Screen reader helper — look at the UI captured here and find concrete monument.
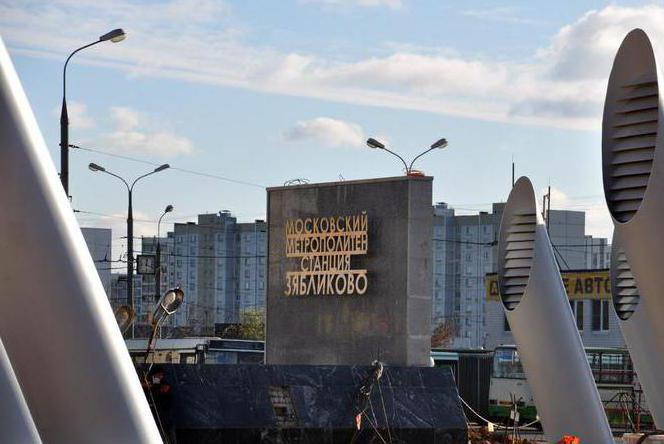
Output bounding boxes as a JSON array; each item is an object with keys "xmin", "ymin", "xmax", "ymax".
[{"xmin": 266, "ymin": 176, "xmax": 433, "ymax": 366}]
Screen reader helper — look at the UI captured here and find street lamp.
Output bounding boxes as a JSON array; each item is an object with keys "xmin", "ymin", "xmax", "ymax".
[
  {"xmin": 366, "ymin": 137, "xmax": 448, "ymax": 175},
  {"xmin": 88, "ymin": 162, "xmax": 169, "ymax": 337},
  {"xmin": 144, "ymin": 287, "xmax": 185, "ymax": 365},
  {"xmin": 155, "ymin": 204, "xmax": 174, "ymax": 302},
  {"xmin": 60, "ymin": 28, "xmax": 127, "ymax": 198}
]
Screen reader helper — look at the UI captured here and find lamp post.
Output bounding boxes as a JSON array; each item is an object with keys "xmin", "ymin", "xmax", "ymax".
[
  {"xmin": 88, "ymin": 162, "xmax": 169, "ymax": 337},
  {"xmin": 366, "ymin": 137, "xmax": 448, "ymax": 175},
  {"xmin": 60, "ymin": 29, "xmax": 126, "ymax": 198},
  {"xmin": 156, "ymin": 204, "xmax": 174, "ymax": 302}
]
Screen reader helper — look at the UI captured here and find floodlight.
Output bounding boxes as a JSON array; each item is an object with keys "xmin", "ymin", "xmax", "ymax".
[{"xmin": 152, "ymin": 287, "xmax": 184, "ymax": 325}]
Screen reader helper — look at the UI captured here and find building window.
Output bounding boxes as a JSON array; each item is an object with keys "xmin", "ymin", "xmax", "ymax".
[
  {"xmin": 570, "ymin": 300, "xmax": 584, "ymax": 331},
  {"xmin": 592, "ymin": 300, "xmax": 609, "ymax": 331}
]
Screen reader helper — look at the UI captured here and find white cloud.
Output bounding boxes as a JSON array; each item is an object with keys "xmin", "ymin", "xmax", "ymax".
[
  {"xmin": 460, "ymin": 7, "xmax": 542, "ymax": 25},
  {"xmin": 301, "ymin": 0, "xmax": 401, "ymax": 9},
  {"xmin": 51, "ymin": 100, "xmax": 95, "ymax": 129},
  {"xmin": 285, "ymin": 117, "xmax": 365, "ymax": 148},
  {"xmin": 542, "ymin": 186, "xmax": 571, "ymax": 207},
  {"xmin": 99, "ymin": 106, "xmax": 194, "ymax": 158},
  {"xmin": 542, "ymin": 186, "xmax": 613, "ymax": 239},
  {"xmin": 584, "ymin": 204, "xmax": 613, "ymax": 240},
  {"xmin": 4, "ymin": 3, "xmax": 664, "ymax": 130}
]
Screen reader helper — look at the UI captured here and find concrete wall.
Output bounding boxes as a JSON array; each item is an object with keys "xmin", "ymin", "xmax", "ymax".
[{"xmin": 266, "ymin": 176, "xmax": 433, "ymax": 366}]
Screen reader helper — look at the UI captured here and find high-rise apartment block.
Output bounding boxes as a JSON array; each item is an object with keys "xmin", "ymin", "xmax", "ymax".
[
  {"xmin": 83, "ymin": 204, "xmax": 619, "ymax": 347},
  {"xmin": 140, "ymin": 212, "xmax": 267, "ymax": 335},
  {"xmin": 432, "ymin": 202, "xmax": 622, "ymax": 349}
]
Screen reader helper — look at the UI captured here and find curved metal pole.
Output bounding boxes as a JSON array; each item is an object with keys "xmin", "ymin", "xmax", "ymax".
[
  {"xmin": 98, "ymin": 169, "xmax": 130, "ymax": 192},
  {"xmin": 380, "ymin": 147, "xmax": 409, "ymax": 173},
  {"xmin": 63, "ymin": 41, "xmax": 100, "ymax": 99},
  {"xmin": 130, "ymin": 170, "xmax": 158, "ymax": 192},
  {"xmin": 158, "ymin": 212, "xmax": 168, "ymax": 239},
  {"xmin": 156, "ymin": 210, "xmax": 169, "ymax": 303},
  {"xmin": 408, "ymin": 147, "xmax": 436, "ymax": 172},
  {"xmin": 60, "ymin": 40, "xmax": 101, "ymax": 197}
]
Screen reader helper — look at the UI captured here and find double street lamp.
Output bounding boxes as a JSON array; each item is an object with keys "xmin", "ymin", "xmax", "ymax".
[
  {"xmin": 60, "ymin": 29, "xmax": 127, "ymax": 198},
  {"xmin": 88, "ymin": 162, "xmax": 169, "ymax": 336},
  {"xmin": 366, "ymin": 137, "xmax": 448, "ymax": 175}
]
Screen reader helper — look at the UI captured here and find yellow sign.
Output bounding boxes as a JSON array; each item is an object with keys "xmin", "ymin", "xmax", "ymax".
[
  {"xmin": 284, "ymin": 214, "xmax": 368, "ymax": 296},
  {"xmin": 485, "ymin": 270, "xmax": 611, "ymax": 301}
]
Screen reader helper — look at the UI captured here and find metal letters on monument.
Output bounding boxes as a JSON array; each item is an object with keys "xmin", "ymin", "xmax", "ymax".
[{"xmin": 284, "ymin": 214, "xmax": 368, "ymax": 296}]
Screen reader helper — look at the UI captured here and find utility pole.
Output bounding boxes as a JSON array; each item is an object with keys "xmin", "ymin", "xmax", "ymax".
[
  {"xmin": 511, "ymin": 156, "xmax": 515, "ymax": 188},
  {"xmin": 547, "ymin": 185, "xmax": 551, "ymax": 233}
]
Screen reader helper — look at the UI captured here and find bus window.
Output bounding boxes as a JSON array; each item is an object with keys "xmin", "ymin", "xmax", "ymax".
[
  {"xmin": 587, "ymin": 350, "xmax": 633, "ymax": 385},
  {"xmin": 493, "ymin": 348, "xmax": 525, "ymax": 379},
  {"xmin": 206, "ymin": 350, "xmax": 238, "ymax": 364},
  {"xmin": 179, "ymin": 353, "xmax": 197, "ymax": 364},
  {"xmin": 237, "ymin": 352, "xmax": 264, "ymax": 364},
  {"xmin": 601, "ymin": 352, "xmax": 632, "ymax": 385}
]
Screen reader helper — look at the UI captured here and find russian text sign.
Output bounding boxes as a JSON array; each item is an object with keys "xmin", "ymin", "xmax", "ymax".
[{"xmin": 284, "ymin": 214, "xmax": 368, "ymax": 296}]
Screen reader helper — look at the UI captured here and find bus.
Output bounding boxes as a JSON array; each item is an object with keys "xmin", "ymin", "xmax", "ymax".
[
  {"xmin": 126, "ymin": 338, "xmax": 265, "ymax": 365},
  {"xmin": 488, "ymin": 345, "xmax": 652, "ymax": 427}
]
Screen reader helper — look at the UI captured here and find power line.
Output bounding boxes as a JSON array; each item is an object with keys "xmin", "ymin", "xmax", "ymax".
[{"xmin": 70, "ymin": 144, "xmax": 266, "ymax": 189}]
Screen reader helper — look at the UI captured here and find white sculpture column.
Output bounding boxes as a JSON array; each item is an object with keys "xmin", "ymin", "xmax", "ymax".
[
  {"xmin": 498, "ymin": 177, "xmax": 613, "ymax": 443},
  {"xmin": 602, "ymin": 28, "xmax": 664, "ymax": 428},
  {"xmin": 0, "ymin": 37, "xmax": 161, "ymax": 443}
]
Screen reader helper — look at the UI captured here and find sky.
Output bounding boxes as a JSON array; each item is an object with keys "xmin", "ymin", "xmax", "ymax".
[{"xmin": 2, "ymin": 0, "xmax": 664, "ymax": 258}]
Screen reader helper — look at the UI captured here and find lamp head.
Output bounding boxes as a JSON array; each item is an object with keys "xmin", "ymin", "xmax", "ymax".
[
  {"xmin": 165, "ymin": 204, "xmax": 174, "ymax": 213},
  {"xmin": 88, "ymin": 162, "xmax": 105, "ymax": 172},
  {"xmin": 153, "ymin": 287, "xmax": 184, "ymax": 324},
  {"xmin": 154, "ymin": 164, "xmax": 170, "ymax": 173},
  {"xmin": 431, "ymin": 138, "xmax": 448, "ymax": 150},
  {"xmin": 100, "ymin": 28, "xmax": 126, "ymax": 43},
  {"xmin": 366, "ymin": 138, "xmax": 385, "ymax": 150}
]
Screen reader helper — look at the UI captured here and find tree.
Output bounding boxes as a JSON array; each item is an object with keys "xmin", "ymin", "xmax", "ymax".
[
  {"xmin": 431, "ymin": 320, "xmax": 456, "ymax": 348},
  {"xmin": 222, "ymin": 309, "xmax": 265, "ymax": 340}
]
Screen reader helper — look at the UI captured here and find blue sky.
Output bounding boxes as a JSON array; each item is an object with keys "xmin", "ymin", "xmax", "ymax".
[{"xmin": 2, "ymin": 0, "xmax": 663, "ymax": 257}]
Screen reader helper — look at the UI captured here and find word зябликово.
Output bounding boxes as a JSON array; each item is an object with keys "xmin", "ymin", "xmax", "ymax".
[{"xmin": 284, "ymin": 214, "xmax": 368, "ymax": 296}]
